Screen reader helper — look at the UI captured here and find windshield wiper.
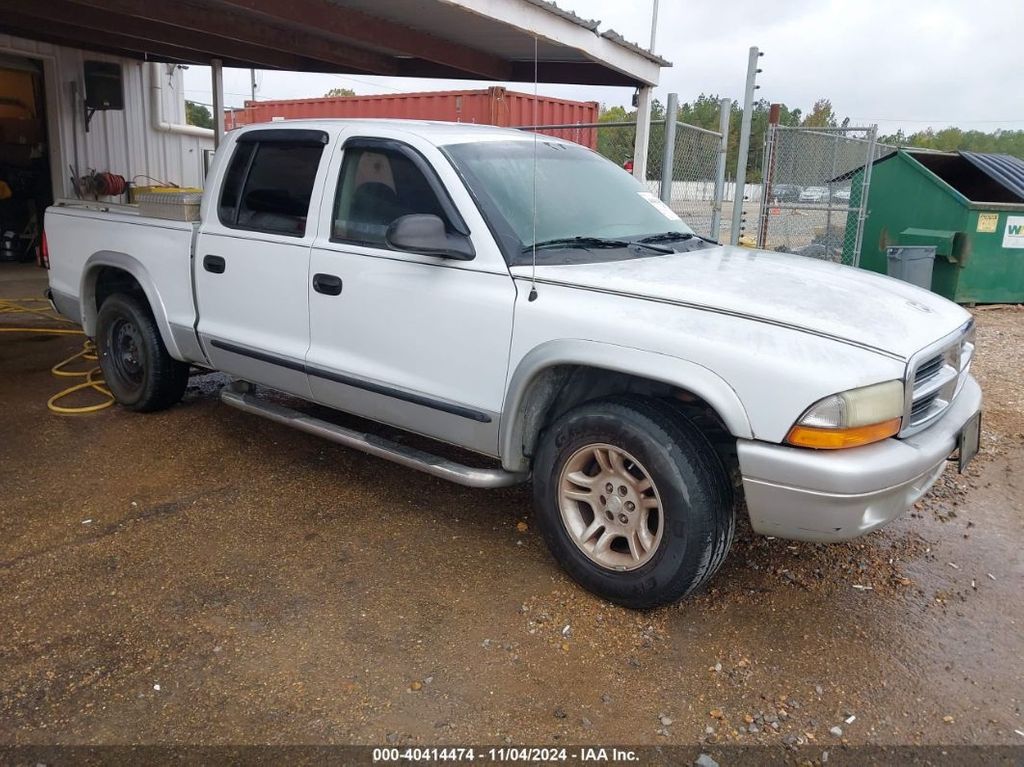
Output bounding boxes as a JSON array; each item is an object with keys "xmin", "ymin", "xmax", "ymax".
[
  {"xmin": 526, "ymin": 236, "xmax": 630, "ymax": 251},
  {"xmin": 524, "ymin": 236, "xmax": 672, "ymax": 254},
  {"xmin": 638, "ymin": 231, "xmax": 718, "ymax": 246}
]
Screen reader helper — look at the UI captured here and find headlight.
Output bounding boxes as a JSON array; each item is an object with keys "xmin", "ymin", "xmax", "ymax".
[{"xmin": 786, "ymin": 380, "xmax": 904, "ymax": 449}]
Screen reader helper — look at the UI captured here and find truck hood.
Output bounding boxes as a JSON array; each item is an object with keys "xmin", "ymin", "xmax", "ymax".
[{"xmin": 515, "ymin": 245, "xmax": 971, "ymax": 359}]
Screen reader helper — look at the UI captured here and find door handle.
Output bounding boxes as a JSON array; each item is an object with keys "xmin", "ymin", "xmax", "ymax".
[
  {"xmin": 203, "ymin": 255, "xmax": 226, "ymax": 274},
  {"xmin": 312, "ymin": 273, "xmax": 343, "ymax": 296}
]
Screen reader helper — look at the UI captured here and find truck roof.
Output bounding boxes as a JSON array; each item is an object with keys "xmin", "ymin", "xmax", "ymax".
[{"xmin": 229, "ymin": 118, "xmax": 559, "ymax": 147}]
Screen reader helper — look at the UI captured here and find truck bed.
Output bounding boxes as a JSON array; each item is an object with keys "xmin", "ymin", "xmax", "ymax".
[{"xmin": 45, "ymin": 200, "xmax": 199, "ymax": 356}]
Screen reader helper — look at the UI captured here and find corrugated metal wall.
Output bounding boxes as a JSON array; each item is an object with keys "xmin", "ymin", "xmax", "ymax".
[{"xmin": 0, "ymin": 33, "xmax": 214, "ymax": 197}]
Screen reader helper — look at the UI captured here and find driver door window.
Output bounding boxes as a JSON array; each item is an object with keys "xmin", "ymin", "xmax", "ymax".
[{"xmin": 333, "ymin": 146, "xmax": 449, "ymax": 247}]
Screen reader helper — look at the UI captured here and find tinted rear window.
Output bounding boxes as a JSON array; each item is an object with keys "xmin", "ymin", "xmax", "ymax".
[{"xmin": 218, "ymin": 141, "xmax": 324, "ymax": 236}]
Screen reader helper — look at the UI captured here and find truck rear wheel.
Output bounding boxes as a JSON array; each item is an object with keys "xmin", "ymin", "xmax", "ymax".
[
  {"xmin": 532, "ymin": 396, "xmax": 734, "ymax": 609},
  {"xmin": 95, "ymin": 293, "xmax": 189, "ymax": 412}
]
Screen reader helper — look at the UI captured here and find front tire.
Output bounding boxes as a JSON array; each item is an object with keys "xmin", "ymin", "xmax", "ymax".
[
  {"xmin": 532, "ymin": 396, "xmax": 734, "ymax": 609},
  {"xmin": 95, "ymin": 293, "xmax": 189, "ymax": 412}
]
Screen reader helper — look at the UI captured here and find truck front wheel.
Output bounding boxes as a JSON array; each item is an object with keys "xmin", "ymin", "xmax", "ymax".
[
  {"xmin": 95, "ymin": 293, "xmax": 189, "ymax": 412},
  {"xmin": 532, "ymin": 396, "xmax": 734, "ymax": 609}
]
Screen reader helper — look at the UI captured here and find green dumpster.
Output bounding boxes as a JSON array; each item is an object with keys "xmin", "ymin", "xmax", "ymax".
[{"xmin": 845, "ymin": 149, "xmax": 1024, "ymax": 303}]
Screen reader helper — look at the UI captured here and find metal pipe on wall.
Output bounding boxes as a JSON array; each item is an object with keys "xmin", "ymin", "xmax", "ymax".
[{"xmin": 148, "ymin": 62, "xmax": 214, "ymax": 139}]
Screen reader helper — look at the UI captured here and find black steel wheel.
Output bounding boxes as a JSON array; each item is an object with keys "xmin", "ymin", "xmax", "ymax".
[{"xmin": 95, "ymin": 293, "xmax": 189, "ymax": 412}]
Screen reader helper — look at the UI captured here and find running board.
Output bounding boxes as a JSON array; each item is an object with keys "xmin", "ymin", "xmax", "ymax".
[{"xmin": 220, "ymin": 387, "xmax": 529, "ymax": 489}]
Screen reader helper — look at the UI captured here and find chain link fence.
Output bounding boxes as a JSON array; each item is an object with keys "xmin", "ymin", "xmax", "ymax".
[
  {"xmin": 755, "ymin": 125, "xmax": 885, "ymax": 265},
  {"xmin": 521, "ymin": 120, "xmax": 726, "ymax": 240},
  {"xmin": 649, "ymin": 121, "xmax": 725, "ymax": 240}
]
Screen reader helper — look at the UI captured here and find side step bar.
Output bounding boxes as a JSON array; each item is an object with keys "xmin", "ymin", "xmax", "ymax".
[{"xmin": 220, "ymin": 386, "xmax": 529, "ymax": 489}]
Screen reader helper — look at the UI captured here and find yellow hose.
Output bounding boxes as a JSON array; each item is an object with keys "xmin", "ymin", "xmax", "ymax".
[
  {"xmin": 0, "ymin": 327, "xmax": 87, "ymax": 335},
  {"xmin": 47, "ymin": 339, "xmax": 114, "ymax": 414},
  {"xmin": 0, "ymin": 298, "xmax": 115, "ymax": 414}
]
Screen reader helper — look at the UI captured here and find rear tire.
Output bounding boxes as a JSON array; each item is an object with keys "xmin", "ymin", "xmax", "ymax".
[
  {"xmin": 95, "ymin": 293, "xmax": 189, "ymax": 412},
  {"xmin": 532, "ymin": 396, "xmax": 734, "ymax": 609}
]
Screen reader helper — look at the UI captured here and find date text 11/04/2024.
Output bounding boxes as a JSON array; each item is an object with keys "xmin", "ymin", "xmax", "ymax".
[{"xmin": 372, "ymin": 747, "xmax": 640, "ymax": 762}]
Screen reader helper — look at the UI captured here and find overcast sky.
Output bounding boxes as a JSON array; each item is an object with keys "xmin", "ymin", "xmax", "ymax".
[{"xmin": 183, "ymin": 0, "xmax": 1022, "ymax": 135}]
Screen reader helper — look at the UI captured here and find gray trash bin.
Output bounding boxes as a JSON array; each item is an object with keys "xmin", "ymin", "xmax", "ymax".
[{"xmin": 886, "ymin": 246, "xmax": 936, "ymax": 290}]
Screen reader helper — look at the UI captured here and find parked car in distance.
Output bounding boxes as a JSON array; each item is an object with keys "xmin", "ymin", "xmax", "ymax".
[
  {"xmin": 44, "ymin": 120, "xmax": 982, "ymax": 609},
  {"xmin": 833, "ymin": 186, "xmax": 852, "ymax": 202},
  {"xmin": 799, "ymin": 185, "xmax": 830, "ymax": 203},
  {"xmin": 769, "ymin": 183, "xmax": 802, "ymax": 202}
]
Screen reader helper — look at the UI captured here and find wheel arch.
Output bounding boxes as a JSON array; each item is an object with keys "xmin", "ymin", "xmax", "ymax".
[
  {"xmin": 80, "ymin": 251, "xmax": 181, "ymax": 358},
  {"xmin": 499, "ymin": 340, "xmax": 753, "ymax": 473}
]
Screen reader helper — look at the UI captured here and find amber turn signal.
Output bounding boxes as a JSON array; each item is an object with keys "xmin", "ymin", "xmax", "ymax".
[{"xmin": 785, "ymin": 417, "xmax": 902, "ymax": 449}]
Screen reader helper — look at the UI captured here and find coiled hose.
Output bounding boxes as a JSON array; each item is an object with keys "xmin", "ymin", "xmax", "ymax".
[{"xmin": 0, "ymin": 297, "xmax": 114, "ymax": 414}]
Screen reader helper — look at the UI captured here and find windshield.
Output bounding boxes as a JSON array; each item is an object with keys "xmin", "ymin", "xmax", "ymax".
[{"xmin": 443, "ymin": 139, "xmax": 695, "ymax": 264}]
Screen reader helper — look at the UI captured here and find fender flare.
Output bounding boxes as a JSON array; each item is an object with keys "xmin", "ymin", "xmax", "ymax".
[
  {"xmin": 498, "ymin": 339, "xmax": 753, "ymax": 472},
  {"xmin": 79, "ymin": 250, "xmax": 182, "ymax": 359}
]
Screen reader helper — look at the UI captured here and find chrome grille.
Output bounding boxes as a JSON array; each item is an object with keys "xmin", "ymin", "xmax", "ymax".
[
  {"xmin": 914, "ymin": 354, "xmax": 944, "ymax": 384},
  {"xmin": 910, "ymin": 391, "xmax": 940, "ymax": 419},
  {"xmin": 901, "ymin": 321, "xmax": 975, "ymax": 437}
]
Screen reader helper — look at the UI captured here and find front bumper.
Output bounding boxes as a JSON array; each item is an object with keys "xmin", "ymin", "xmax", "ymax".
[{"xmin": 737, "ymin": 375, "xmax": 982, "ymax": 542}]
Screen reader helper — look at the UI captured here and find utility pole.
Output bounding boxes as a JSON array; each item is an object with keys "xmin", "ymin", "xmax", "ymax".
[
  {"xmin": 250, "ymin": 68, "xmax": 257, "ymax": 102},
  {"xmin": 730, "ymin": 46, "xmax": 762, "ymax": 245},
  {"xmin": 630, "ymin": 0, "xmax": 661, "ymax": 184},
  {"xmin": 650, "ymin": 0, "xmax": 660, "ymax": 51},
  {"xmin": 631, "ymin": 0, "xmax": 660, "ymax": 183}
]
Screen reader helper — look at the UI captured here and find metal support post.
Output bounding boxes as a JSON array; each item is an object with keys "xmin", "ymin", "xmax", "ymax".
[
  {"xmin": 659, "ymin": 92, "xmax": 678, "ymax": 203},
  {"xmin": 710, "ymin": 97, "xmax": 731, "ymax": 240},
  {"xmin": 730, "ymin": 46, "xmax": 761, "ymax": 244},
  {"xmin": 211, "ymin": 58, "xmax": 225, "ymax": 148},
  {"xmin": 632, "ymin": 86, "xmax": 653, "ymax": 182}
]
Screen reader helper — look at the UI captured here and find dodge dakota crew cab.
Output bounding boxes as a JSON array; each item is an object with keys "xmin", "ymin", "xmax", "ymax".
[{"xmin": 45, "ymin": 120, "xmax": 982, "ymax": 608}]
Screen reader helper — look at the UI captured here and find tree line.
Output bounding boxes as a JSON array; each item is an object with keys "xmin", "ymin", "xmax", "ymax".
[{"xmin": 598, "ymin": 93, "xmax": 1023, "ymax": 182}]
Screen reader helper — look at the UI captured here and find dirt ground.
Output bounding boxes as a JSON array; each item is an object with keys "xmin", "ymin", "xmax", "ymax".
[{"xmin": 1, "ymin": 263, "xmax": 1022, "ymax": 751}]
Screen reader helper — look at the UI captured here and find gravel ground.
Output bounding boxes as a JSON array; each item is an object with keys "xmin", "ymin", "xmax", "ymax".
[{"xmin": 1, "ymin": 265, "xmax": 1022, "ymax": 751}]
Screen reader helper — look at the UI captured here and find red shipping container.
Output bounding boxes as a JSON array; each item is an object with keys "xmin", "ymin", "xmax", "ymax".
[{"xmin": 225, "ymin": 87, "xmax": 599, "ymax": 149}]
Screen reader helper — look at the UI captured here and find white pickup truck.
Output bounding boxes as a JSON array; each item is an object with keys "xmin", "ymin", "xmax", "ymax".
[{"xmin": 44, "ymin": 120, "xmax": 982, "ymax": 608}]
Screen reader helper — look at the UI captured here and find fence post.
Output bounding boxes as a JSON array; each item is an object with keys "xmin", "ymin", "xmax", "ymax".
[
  {"xmin": 659, "ymin": 93, "xmax": 678, "ymax": 204},
  {"xmin": 755, "ymin": 125, "xmax": 772, "ymax": 248},
  {"xmin": 710, "ymin": 97, "xmax": 730, "ymax": 240},
  {"xmin": 756, "ymin": 104, "xmax": 781, "ymax": 248},
  {"xmin": 730, "ymin": 46, "xmax": 761, "ymax": 244},
  {"xmin": 852, "ymin": 126, "xmax": 878, "ymax": 268}
]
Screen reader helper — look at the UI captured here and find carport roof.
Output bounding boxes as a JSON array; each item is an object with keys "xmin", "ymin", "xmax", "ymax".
[{"xmin": 1, "ymin": 0, "xmax": 667, "ymax": 87}]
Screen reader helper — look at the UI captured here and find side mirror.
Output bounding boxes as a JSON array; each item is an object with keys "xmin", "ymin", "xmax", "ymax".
[{"xmin": 385, "ymin": 214, "xmax": 475, "ymax": 261}]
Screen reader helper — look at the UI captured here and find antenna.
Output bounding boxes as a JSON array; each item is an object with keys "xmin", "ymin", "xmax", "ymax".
[{"xmin": 528, "ymin": 35, "xmax": 539, "ymax": 302}]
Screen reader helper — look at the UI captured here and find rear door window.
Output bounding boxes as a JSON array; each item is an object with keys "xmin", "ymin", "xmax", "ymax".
[{"xmin": 218, "ymin": 139, "xmax": 325, "ymax": 237}]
